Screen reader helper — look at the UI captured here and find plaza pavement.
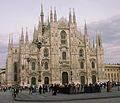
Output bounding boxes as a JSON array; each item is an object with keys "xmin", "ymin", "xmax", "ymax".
[{"xmin": 15, "ymin": 87, "xmax": 120, "ymax": 102}]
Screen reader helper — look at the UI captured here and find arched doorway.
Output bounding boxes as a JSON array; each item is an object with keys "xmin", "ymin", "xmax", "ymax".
[
  {"xmin": 62, "ymin": 72, "xmax": 68, "ymax": 84},
  {"xmin": 44, "ymin": 77, "xmax": 49, "ymax": 84},
  {"xmin": 31, "ymin": 77, "xmax": 36, "ymax": 85},
  {"xmin": 80, "ymin": 76, "xmax": 85, "ymax": 85},
  {"xmin": 92, "ymin": 75, "xmax": 96, "ymax": 84}
]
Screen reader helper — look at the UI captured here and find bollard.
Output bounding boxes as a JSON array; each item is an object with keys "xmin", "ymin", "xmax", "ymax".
[{"xmin": 118, "ymin": 86, "xmax": 120, "ymax": 91}]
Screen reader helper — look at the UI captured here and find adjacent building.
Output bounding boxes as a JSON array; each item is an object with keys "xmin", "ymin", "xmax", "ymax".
[
  {"xmin": 105, "ymin": 64, "xmax": 120, "ymax": 82},
  {"xmin": 0, "ymin": 69, "xmax": 6, "ymax": 86}
]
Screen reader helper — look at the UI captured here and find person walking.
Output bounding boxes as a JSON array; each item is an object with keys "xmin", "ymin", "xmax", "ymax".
[
  {"xmin": 29, "ymin": 86, "xmax": 32, "ymax": 95},
  {"xmin": 39, "ymin": 85, "xmax": 42, "ymax": 94}
]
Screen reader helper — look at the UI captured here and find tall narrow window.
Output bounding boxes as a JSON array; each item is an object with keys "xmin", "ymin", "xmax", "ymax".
[
  {"xmin": 62, "ymin": 52, "xmax": 66, "ymax": 60},
  {"xmin": 60, "ymin": 30, "xmax": 67, "ymax": 44},
  {"xmin": 117, "ymin": 73, "xmax": 119, "ymax": 78},
  {"xmin": 44, "ymin": 62, "xmax": 48, "ymax": 70},
  {"xmin": 80, "ymin": 62, "xmax": 84, "ymax": 69},
  {"xmin": 79, "ymin": 49, "xmax": 84, "ymax": 57},
  {"xmin": 92, "ymin": 61, "xmax": 95, "ymax": 69},
  {"xmin": 44, "ymin": 48, "xmax": 49, "ymax": 57},
  {"xmin": 32, "ymin": 62, "xmax": 35, "ymax": 70}
]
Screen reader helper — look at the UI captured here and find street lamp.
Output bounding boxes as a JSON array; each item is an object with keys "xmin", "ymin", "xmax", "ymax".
[
  {"xmin": 33, "ymin": 39, "xmax": 42, "ymax": 50},
  {"xmin": 27, "ymin": 58, "xmax": 30, "ymax": 63},
  {"xmin": 37, "ymin": 41, "xmax": 42, "ymax": 50},
  {"xmin": 71, "ymin": 71, "xmax": 72, "ymax": 83},
  {"xmin": 27, "ymin": 57, "xmax": 30, "ymax": 85},
  {"xmin": 32, "ymin": 39, "xmax": 42, "ymax": 83}
]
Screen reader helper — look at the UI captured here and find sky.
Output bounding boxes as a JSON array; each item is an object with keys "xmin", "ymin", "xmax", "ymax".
[{"xmin": 0, "ymin": 0, "xmax": 120, "ymax": 68}]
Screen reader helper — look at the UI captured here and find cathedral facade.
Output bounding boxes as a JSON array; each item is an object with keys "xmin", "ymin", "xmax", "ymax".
[{"xmin": 6, "ymin": 5, "xmax": 105, "ymax": 87}]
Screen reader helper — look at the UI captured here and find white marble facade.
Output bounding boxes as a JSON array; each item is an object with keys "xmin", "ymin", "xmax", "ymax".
[{"xmin": 6, "ymin": 5, "xmax": 105, "ymax": 87}]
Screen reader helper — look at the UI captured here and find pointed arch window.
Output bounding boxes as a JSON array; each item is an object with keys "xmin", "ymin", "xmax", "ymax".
[
  {"xmin": 80, "ymin": 62, "xmax": 84, "ymax": 69},
  {"xmin": 32, "ymin": 62, "xmax": 35, "ymax": 70},
  {"xmin": 44, "ymin": 48, "xmax": 49, "ymax": 57},
  {"xmin": 79, "ymin": 49, "xmax": 84, "ymax": 57},
  {"xmin": 62, "ymin": 52, "xmax": 66, "ymax": 60},
  {"xmin": 60, "ymin": 30, "xmax": 67, "ymax": 44},
  {"xmin": 44, "ymin": 62, "xmax": 48, "ymax": 70}
]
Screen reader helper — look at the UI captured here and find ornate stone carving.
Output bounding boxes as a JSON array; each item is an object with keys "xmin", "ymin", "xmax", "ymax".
[{"xmin": 58, "ymin": 17, "xmax": 68, "ymax": 28}]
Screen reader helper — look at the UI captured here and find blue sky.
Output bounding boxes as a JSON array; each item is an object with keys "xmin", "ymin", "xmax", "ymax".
[{"xmin": 0, "ymin": 0, "xmax": 120, "ymax": 68}]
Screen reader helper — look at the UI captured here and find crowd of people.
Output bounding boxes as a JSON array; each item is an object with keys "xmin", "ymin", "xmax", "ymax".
[
  {"xmin": 28, "ymin": 84, "xmax": 58, "ymax": 95},
  {"xmin": 27, "ymin": 81, "xmax": 120, "ymax": 95},
  {"xmin": 0, "ymin": 81, "xmax": 120, "ymax": 98},
  {"xmin": 0, "ymin": 86, "xmax": 7, "ymax": 92}
]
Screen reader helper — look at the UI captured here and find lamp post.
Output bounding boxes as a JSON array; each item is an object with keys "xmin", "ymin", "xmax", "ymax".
[
  {"xmin": 33, "ymin": 39, "xmax": 42, "ymax": 83},
  {"xmin": 71, "ymin": 71, "xmax": 72, "ymax": 83},
  {"xmin": 27, "ymin": 57, "xmax": 30, "ymax": 85}
]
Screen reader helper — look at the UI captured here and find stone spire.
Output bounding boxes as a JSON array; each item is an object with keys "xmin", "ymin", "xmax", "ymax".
[
  {"xmin": 8, "ymin": 34, "xmax": 11, "ymax": 48},
  {"xmin": 54, "ymin": 7, "xmax": 57, "ymax": 22},
  {"xmin": 69, "ymin": 8, "xmax": 72, "ymax": 23},
  {"xmin": 8, "ymin": 34, "xmax": 12, "ymax": 53},
  {"xmin": 20, "ymin": 27, "xmax": 24, "ymax": 44},
  {"xmin": 50, "ymin": 7, "xmax": 53, "ymax": 22},
  {"xmin": 84, "ymin": 20, "xmax": 87, "ymax": 35},
  {"xmin": 38, "ymin": 17, "xmax": 41, "ymax": 31},
  {"xmin": 93, "ymin": 39, "xmax": 95, "ymax": 48},
  {"xmin": 48, "ymin": 13, "xmax": 50, "ymax": 24},
  {"xmin": 11, "ymin": 34, "xmax": 13, "ymax": 46},
  {"xmin": 73, "ymin": 8, "xmax": 76, "ymax": 23},
  {"xmin": 40, "ymin": 4, "xmax": 44, "ymax": 25},
  {"xmin": 25, "ymin": 27, "xmax": 29, "ymax": 45},
  {"xmin": 33, "ymin": 25, "xmax": 37, "ymax": 41},
  {"xmin": 99, "ymin": 33, "xmax": 102, "ymax": 46},
  {"xmin": 84, "ymin": 21, "xmax": 89, "ymax": 46},
  {"xmin": 9, "ymin": 34, "xmax": 10, "ymax": 45},
  {"xmin": 96, "ymin": 32, "xmax": 102, "ymax": 47},
  {"xmin": 96, "ymin": 32, "xmax": 101, "ymax": 47}
]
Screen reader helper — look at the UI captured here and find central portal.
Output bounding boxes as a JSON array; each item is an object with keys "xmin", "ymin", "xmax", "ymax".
[
  {"xmin": 62, "ymin": 72, "xmax": 68, "ymax": 85},
  {"xmin": 44, "ymin": 77, "xmax": 49, "ymax": 84},
  {"xmin": 31, "ymin": 77, "xmax": 36, "ymax": 85}
]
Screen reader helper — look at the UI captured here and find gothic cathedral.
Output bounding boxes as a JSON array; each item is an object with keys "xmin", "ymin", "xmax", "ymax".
[{"xmin": 6, "ymin": 5, "xmax": 105, "ymax": 87}]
